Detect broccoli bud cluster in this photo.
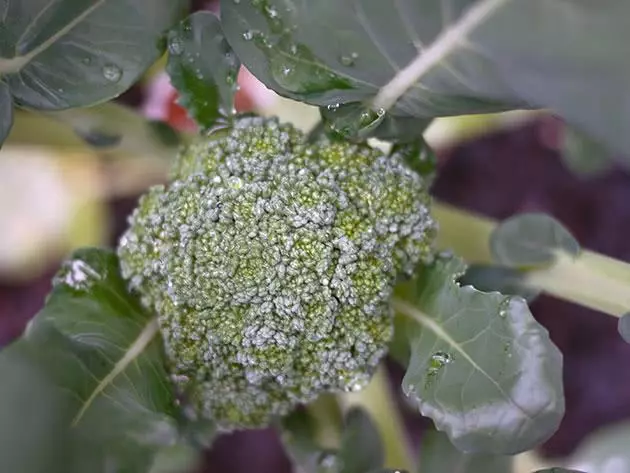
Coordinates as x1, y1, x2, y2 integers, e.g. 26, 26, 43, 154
118, 116, 435, 429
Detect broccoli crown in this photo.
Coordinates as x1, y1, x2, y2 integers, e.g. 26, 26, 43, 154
118, 116, 435, 429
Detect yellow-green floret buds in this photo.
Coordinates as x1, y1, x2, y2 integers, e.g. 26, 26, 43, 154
118, 116, 435, 429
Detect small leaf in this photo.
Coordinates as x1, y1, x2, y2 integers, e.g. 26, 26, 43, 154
166, 12, 241, 130
0, 248, 186, 472
619, 313, 630, 344
48, 103, 181, 161
319, 102, 430, 142
490, 213, 580, 269
280, 407, 323, 473
419, 429, 512, 473
561, 125, 613, 178
339, 408, 384, 473
0, 0, 188, 110
394, 254, 564, 455
460, 264, 540, 302
0, 81, 13, 146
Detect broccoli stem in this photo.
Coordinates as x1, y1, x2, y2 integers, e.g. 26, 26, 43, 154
434, 202, 630, 317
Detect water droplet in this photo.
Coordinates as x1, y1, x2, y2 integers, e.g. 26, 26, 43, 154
326, 103, 340, 112
317, 451, 339, 473
339, 52, 359, 66
53, 259, 102, 291
82, 57, 91, 65
428, 351, 452, 375
498, 296, 512, 318
242, 30, 254, 41
228, 176, 243, 189
168, 36, 184, 55
102, 64, 122, 83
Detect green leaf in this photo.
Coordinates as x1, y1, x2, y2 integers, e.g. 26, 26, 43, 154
561, 125, 613, 178
0, 248, 185, 472
418, 429, 513, 473
280, 406, 385, 473
221, 0, 630, 154
0, 81, 13, 146
393, 254, 564, 455
319, 102, 430, 142
619, 313, 630, 344
490, 213, 580, 269
460, 264, 540, 302
339, 408, 384, 473
0, 0, 188, 110
565, 420, 630, 473
166, 11, 240, 130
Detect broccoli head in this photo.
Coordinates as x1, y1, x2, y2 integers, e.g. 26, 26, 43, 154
118, 116, 435, 429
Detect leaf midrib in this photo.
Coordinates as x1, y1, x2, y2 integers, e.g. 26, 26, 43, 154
0, 0, 107, 75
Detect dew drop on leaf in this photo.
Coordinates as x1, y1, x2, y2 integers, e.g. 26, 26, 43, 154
339, 52, 359, 67
326, 103, 340, 112
317, 451, 340, 473
102, 64, 122, 83
428, 351, 453, 374
168, 36, 184, 55
498, 296, 513, 318
53, 259, 102, 291
242, 30, 254, 41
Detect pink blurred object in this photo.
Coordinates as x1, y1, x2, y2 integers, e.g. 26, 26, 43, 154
142, 67, 277, 132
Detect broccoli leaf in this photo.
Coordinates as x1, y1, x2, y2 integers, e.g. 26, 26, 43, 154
565, 420, 630, 473
0, 0, 188, 110
418, 429, 512, 473
619, 313, 630, 344
166, 11, 240, 131
393, 254, 564, 455
0, 81, 13, 147
0, 248, 188, 473
490, 213, 580, 269
221, 0, 630, 156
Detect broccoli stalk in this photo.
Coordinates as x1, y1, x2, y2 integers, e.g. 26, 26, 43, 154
118, 116, 436, 429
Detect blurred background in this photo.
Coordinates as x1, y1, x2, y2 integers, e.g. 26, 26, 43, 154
1, 1, 630, 472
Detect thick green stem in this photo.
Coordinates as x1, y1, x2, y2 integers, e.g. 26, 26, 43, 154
339, 366, 416, 472
434, 202, 630, 317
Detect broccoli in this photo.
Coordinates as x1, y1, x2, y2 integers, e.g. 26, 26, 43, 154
118, 116, 436, 429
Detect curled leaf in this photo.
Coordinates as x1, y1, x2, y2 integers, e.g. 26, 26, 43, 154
394, 254, 564, 455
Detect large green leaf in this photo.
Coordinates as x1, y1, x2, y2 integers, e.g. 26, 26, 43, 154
0, 80, 13, 145
166, 11, 240, 131
0, 0, 188, 110
221, 0, 630, 154
0, 248, 186, 473
393, 254, 564, 455
418, 430, 512, 473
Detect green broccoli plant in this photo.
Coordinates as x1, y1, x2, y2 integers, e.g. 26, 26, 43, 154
2, 2, 630, 473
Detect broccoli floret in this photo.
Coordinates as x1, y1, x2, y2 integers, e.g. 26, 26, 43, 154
118, 116, 436, 429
